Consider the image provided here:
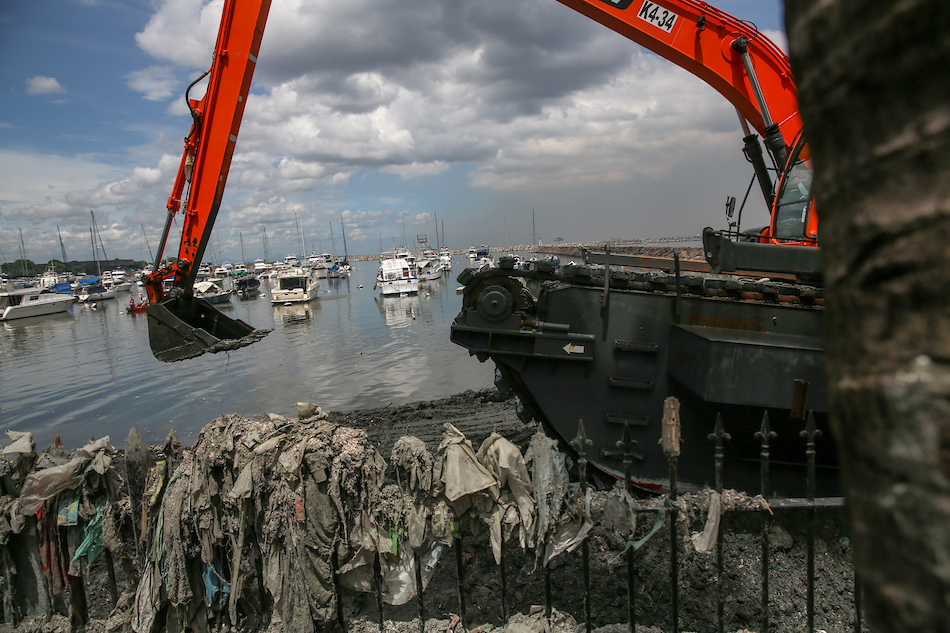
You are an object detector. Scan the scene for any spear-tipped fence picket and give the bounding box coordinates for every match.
[337,396,863,633]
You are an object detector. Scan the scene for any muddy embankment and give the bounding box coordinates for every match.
[0,390,858,633]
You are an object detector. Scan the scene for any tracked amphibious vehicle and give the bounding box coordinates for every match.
[450,236,831,497]
[453,0,833,497]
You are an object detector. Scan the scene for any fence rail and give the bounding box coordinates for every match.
[345,397,863,633]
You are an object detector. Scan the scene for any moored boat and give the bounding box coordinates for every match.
[77,279,117,302]
[0,288,75,320]
[473,245,493,270]
[194,281,233,305]
[235,275,261,294]
[270,267,320,304]
[416,256,443,281]
[376,255,419,296]
[439,247,452,271]
[126,292,149,313]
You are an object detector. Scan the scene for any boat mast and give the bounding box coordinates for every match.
[91,211,109,263]
[141,224,154,263]
[261,224,270,263]
[329,223,336,259]
[90,227,102,277]
[240,232,247,265]
[19,228,28,276]
[340,215,348,262]
[434,211,440,251]
[57,225,69,267]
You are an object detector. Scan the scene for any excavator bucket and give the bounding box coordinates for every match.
[146,294,270,362]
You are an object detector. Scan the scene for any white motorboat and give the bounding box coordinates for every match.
[473,245,493,270]
[78,280,117,302]
[271,267,320,304]
[102,270,133,292]
[0,289,75,320]
[194,281,233,305]
[416,256,443,282]
[307,252,328,278]
[376,256,419,296]
[196,263,213,280]
[37,266,69,289]
[439,247,453,271]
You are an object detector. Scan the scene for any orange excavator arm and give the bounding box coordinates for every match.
[553,0,816,245]
[145,0,272,304]
[143,0,272,362]
[555,0,801,149]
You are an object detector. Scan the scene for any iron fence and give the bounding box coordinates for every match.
[349,397,863,633]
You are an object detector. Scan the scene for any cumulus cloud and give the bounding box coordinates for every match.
[26,76,66,95]
[126,66,179,101]
[4,0,783,258]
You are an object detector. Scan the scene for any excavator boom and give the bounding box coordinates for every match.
[144,0,272,362]
[556,0,801,146]
[555,0,816,245]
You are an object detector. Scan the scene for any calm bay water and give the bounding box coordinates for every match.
[0,256,495,450]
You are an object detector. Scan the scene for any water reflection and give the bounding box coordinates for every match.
[376,294,421,327]
[0,255,497,450]
[272,301,315,325]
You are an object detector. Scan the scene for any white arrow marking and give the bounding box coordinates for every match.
[563,343,585,354]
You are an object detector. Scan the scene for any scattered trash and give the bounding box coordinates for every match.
[0,393,856,633]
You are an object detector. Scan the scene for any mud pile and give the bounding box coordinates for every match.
[0,390,858,633]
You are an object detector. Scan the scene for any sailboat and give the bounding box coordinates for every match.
[327,223,345,278]
[78,218,116,302]
[339,216,351,274]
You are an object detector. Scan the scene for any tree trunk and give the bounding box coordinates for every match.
[784,0,950,629]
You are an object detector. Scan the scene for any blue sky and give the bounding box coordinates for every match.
[0,0,785,263]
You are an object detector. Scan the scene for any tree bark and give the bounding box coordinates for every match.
[784,0,950,629]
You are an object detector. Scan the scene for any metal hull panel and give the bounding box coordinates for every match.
[451,262,833,497]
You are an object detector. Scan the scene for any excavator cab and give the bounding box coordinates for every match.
[769,134,818,245]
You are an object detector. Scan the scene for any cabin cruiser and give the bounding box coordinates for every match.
[473,245,493,270]
[271,267,320,304]
[376,255,419,296]
[194,281,233,305]
[439,247,452,271]
[77,278,117,302]
[102,270,133,292]
[0,288,75,320]
[416,256,443,282]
